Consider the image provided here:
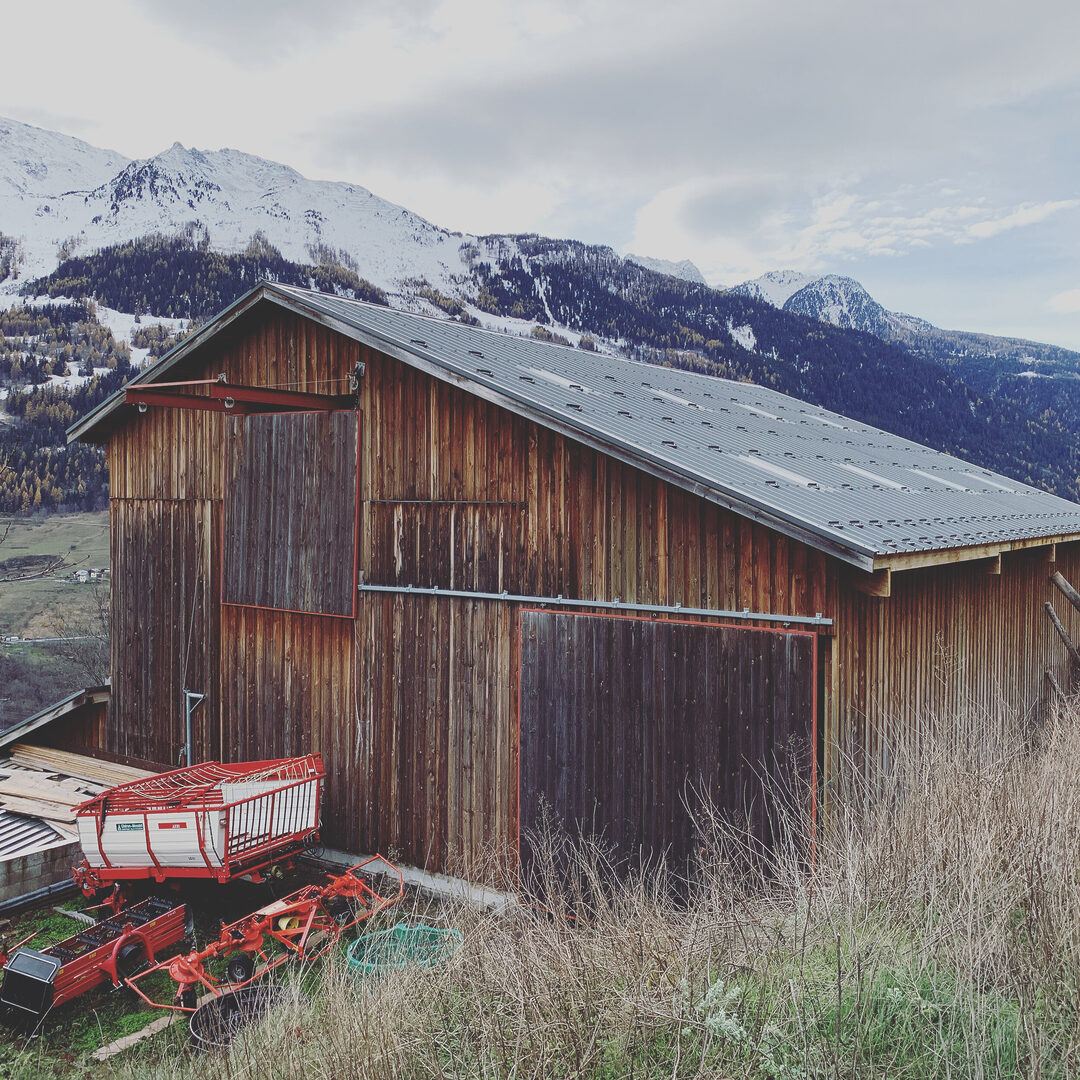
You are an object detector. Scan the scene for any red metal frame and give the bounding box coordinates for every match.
[0,896,189,1012]
[513,606,821,864]
[127,856,403,1012]
[125,382,353,415]
[73,755,326,896]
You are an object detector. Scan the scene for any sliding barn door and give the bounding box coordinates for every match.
[518,611,817,868]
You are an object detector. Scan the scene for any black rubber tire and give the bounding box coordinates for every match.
[225,952,255,985]
[180,988,198,1011]
[325,895,353,927]
[116,941,146,981]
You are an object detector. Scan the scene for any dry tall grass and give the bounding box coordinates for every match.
[73,703,1080,1078]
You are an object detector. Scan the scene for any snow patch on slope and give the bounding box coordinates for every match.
[727,320,756,351]
[624,253,707,284]
[731,270,817,308]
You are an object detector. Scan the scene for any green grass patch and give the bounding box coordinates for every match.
[703,944,1027,1080]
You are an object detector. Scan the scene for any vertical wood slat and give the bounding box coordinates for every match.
[109,498,219,768]
[222,411,358,615]
[519,611,817,868]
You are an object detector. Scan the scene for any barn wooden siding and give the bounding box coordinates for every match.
[25,696,113,763]
[519,611,816,867]
[832,546,1080,784]
[99,303,1080,871]
[222,411,360,615]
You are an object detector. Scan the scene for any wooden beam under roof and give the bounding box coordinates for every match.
[853,567,892,597]
[876,534,1080,574]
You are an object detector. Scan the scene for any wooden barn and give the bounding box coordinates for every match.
[67,282,1080,877]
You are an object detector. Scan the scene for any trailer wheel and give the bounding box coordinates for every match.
[325,896,352,926]
[225,952,255,985]
[117,941,147,981]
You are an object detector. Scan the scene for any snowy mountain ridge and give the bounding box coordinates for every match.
[2,116,698,322]
[0,117,482,303]
[624,253,706,284]
[731,271,933,338]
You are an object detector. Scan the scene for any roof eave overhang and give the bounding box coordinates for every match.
[66,283,274,445]
[876,533,1080,573]
[0,684,111,751]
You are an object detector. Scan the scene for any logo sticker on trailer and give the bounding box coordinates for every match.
[115,822,144,832]
[157,822,188,830]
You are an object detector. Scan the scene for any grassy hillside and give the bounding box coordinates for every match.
[0,510,110,726]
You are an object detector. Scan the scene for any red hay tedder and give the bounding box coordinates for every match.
[72,755,326,899]
[127,857,403,1012]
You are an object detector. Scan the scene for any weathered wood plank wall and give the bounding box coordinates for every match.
[222,411,359,615]
[107,498,219,768]
[217,605,355,840]
[519,611,816,866]
[354,593,517,875]
[833,547,1080,784]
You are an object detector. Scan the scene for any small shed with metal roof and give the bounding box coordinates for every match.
[68,282,1080,876]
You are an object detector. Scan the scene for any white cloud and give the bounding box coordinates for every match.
[4,0,1080,343]
[1047,289,1080,314]
[967,200,1080,239]
[629,179,1080,289]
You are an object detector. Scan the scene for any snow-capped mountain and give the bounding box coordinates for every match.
[729,270,817,309]
[730,268,1080,378]
[1,116,702,316]
[0,117,127,206]
[624,253,705,284]
[0,118,477,301]
[731,271,931,338]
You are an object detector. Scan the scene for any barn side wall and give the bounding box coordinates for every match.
[832,547,1080,785]
[99,303,1080,870]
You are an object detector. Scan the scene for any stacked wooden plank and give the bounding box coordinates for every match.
[6,744,154,788]
[0,746,155,842]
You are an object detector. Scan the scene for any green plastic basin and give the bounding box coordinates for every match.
[346,923,463,976]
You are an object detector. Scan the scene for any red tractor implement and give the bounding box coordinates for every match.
[127,856,403,1012]
[0,896,190,1028]
[72,755,326,901]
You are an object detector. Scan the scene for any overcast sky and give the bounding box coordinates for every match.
[3,0,1080,347]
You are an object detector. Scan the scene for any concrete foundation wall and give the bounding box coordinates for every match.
[0,841,79,905]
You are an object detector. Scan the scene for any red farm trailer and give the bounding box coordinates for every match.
[72,755,326,897]
[0,896,190,1027]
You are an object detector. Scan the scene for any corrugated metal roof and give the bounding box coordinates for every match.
[0,760,84,862]
[69,282,1080,569]
[0,809,66,861]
